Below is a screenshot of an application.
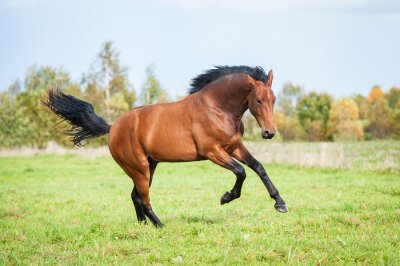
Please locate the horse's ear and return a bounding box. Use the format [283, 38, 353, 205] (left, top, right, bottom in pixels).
[267, 70, 273, 86]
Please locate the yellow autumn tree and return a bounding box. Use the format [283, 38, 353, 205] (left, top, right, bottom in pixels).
[367, 85, 384, 104]
[327, 99, 364, 141]
[367, 98, 394, 139]
[353, 94, 369, 120]
[302, 120, 325, 141]
[393, 101, 400, 139]
[274, 111, 303, 141]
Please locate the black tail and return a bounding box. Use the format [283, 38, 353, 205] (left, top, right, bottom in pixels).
[42, 87, 111, 146]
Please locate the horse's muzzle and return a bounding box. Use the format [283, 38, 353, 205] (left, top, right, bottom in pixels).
[262, 130, 275, 139]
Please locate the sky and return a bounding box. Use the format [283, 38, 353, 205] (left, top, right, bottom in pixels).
[0, 0, 399, 99]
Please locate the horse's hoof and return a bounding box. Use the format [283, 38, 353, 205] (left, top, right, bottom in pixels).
[155, 223, 164, 228]
[220, 192, 231, 205]
[274, 204, 288, 213]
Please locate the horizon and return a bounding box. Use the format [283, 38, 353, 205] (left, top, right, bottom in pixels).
[1, 0, 399, 98]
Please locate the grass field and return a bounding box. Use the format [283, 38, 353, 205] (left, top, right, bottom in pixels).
[1, 154, 399, 264]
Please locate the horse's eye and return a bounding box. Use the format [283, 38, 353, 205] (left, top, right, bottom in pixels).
[256, 99, 262, 105]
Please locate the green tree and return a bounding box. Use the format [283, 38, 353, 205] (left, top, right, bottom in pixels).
[0, 83, 33, 147]
[140, 65, 170, 105]
[6, 79, 21, 99]
[83, 41, 136, 122]
[277, 83, 304, 116]
[274, 83, 304, 141]
[296, 92, 332, 141]
[15, 65, 76, 147]
[327, 99, 364, 141]
[385, 86, 400, 110]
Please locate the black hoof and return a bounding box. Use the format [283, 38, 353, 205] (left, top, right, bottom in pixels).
[274, 204, 288, 213]
[155, 223, 164, 228]
[220, 192, 232, 205]
[138, 219, 148, 225]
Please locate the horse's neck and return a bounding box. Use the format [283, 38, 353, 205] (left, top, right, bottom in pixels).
[203, 81, 249, 121]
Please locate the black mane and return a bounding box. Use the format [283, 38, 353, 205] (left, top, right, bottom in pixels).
[188, 65, 267, 94]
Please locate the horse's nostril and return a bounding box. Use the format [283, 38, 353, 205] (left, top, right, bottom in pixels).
[262, 130, 275, 139]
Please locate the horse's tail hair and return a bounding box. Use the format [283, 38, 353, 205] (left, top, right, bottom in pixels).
[42, 87, 111, 146]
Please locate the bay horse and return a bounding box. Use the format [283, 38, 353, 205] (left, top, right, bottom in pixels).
[43, 65, 287, 227]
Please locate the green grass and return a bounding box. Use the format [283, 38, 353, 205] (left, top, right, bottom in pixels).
[0, 155, 399, 264]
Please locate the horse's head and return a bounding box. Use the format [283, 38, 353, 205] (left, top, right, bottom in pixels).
[248, 70, 276, 139]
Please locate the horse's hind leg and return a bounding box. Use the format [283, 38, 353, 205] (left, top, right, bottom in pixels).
[134, 169, 163, 228]
[118, 161, 163, 227]
[130, 158, 158, 223]
[131, 186, 147, 223]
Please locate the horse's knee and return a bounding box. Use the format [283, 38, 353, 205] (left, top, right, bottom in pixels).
[233, 164, 246, 180]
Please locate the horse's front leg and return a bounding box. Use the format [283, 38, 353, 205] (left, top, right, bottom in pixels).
[205, 147, 246, 205]
[232, 143, 288, 213]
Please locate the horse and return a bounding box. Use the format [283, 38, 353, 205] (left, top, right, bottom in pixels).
[43, 65, 287, 228]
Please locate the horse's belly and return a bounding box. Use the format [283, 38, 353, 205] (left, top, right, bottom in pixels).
[145, 139, 200, 162]
[142, 125, 200, 162]
[134, 102, 200, 162]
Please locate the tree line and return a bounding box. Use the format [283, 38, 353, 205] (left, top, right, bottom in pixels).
[0, 42, 399, 147]
[0, 42, 169, 147]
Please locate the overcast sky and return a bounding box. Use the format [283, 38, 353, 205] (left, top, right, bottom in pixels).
[1, 0, 399, 98]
